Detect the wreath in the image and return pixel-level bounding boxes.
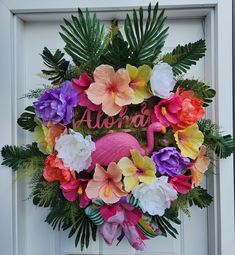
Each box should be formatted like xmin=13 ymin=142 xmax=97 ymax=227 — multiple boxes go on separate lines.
xmin=1 ymin=2 xmax=234 ymax=251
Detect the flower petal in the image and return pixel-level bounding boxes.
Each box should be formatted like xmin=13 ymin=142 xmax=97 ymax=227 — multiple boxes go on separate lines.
xmin=126 ymin=64 xmax=138 ymax=79
xmin=107 ymin=162 xmax=122 ymax=182
xmin=87 ymin=82 xmax=108 ymax=105
xmin=118 ymin=157 xmax=137 ymax=176
xmin=138 ymin=175 xmax=155 ymax=184
xmin=137 ymin=65 xmax=152 ymax=82
xmin=93 ymin=65 xmax=115 ymax=84
xmin=124 ymin=175 xmax=139 ymax=192
xmin=131 ymin=149 xmax=145 ymax=169
xmin=93 ymin=164 xmax=108 ymax=181
xmin=102 ymin=95 xmax=122 ymax=116
xmin=85 ymin=179 xmax=103 ymax=199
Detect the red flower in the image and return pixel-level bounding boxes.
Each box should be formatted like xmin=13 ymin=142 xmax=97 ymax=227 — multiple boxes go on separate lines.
xmin=60 ymin=179 xmax=90 ymax=208
xmin=169 ymin=175 xmax=192 ymax=194
xmin=43 ymin=152 xmax=75 ymax=183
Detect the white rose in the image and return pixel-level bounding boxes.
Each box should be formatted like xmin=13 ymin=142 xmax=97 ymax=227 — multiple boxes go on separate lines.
xmin=55 ymin=130 xmax=95 ymax=173
xmin=150 ymin=62 xmax=175 ymax=98
xmin=132 ymin=177 xmax=177 ymax=216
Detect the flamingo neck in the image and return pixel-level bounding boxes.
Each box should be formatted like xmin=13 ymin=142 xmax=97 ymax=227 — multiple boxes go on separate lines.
xmin=145 ymin=122 xmax=163 ymax=155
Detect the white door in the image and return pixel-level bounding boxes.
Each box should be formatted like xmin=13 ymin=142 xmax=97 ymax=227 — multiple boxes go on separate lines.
xmin=0 ymin=1 xmax=234 ymax=255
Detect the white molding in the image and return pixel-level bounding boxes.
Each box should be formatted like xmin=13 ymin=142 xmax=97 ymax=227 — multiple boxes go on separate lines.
xmin=0 ymin=2 xmax=14 ymax=255
xmin=0 ymin=0 xmax=219 ymax=13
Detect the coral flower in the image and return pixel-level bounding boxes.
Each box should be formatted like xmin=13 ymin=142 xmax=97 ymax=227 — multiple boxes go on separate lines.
xmin=174 ymin=124 xmax=204 ymax=160
xmin=34 ymin=118 xmax=67 ymax=154
xmin=189 ymin=145 xmax=210 ymax=187
xmin=60 ymin=179 xmax=90 ymax=208
xmin=87 ymin=65 xmax=134 ymax=116
xmin=126 ymin=64 xmax=152 ymax=104
xmin=174 ymin=90 xmax=205 ymax=130
xmin=169 ymin=175 xmax=192 ymax=194
xmin=154 ymin=93 xmax=182 ymax=127
xmin=43 ymin=152 xmax=76 ymax=183
xmin=85 ymin=162 xmax=127 ymax=204
xmin=118 ymin=149 xmax=156 ymax=192
xmin=72 ymin=73 xmax=101 ymax=111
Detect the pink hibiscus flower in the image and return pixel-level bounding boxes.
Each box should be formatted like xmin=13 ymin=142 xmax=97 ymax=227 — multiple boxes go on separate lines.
xmin=72 ymin=73 xmax=101 ymax=111
xmin=169 ymin=175 xmax=192 ymax=194
xmin=60 ymin=179 xmax=90 ymax=208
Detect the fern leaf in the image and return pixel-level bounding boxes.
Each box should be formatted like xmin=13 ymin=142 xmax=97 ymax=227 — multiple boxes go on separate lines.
xmin=60 ymin=9 xmax=105 ymax=71
xmin=17 ymin=106 xmax=36 ymax=132
xmin=41 ymin=47 xmax=69 ymax=85
xmin=198 ymin=119 xmax=235 ymax=158
xmin=162 ymin=39 xmax=206 ymax=75
xmin=124 ymin=3 xmax=169 ymax=66
xmin=175 ymin=79 xmax=216 ymax=107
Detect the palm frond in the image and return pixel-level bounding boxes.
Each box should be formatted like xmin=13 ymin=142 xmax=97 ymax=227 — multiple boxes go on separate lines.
xmin=162 ymin=39 xmax=206 ymax=75
xmin=17 ymin=106 xmax=36 ymax=132
xmin=60 ymin=9 xmax=105 ymax=72
xmin=124 ymin=3 xmax=169 ymax=66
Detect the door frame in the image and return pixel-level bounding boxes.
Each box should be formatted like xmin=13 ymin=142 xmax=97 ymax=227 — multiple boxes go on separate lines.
xmin=0 ymin=1 xmax=234 ymax=255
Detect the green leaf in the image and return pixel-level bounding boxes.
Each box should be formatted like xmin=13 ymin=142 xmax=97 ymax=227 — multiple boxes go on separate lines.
xmin=60 ymin=9 xmax=105 ymax=71
xmin=1 ymin=143 xmax=43 ymax=171
xmin=17 ymin=106 xmax=36 ymax=132
xmin=41 ymin=47 xmax=69 ymax=85
xmin=162 ymin=39 xmax=206 ymax=75
xmin=198 ymin=119 xmax=235 ymax=158
xmin=124 ymin=3 xmax=169 ymax=66
xmin=100 ymin=32 xmax=132 ymax=69
xmin=175 ymin=79 xmax=216 ymax=107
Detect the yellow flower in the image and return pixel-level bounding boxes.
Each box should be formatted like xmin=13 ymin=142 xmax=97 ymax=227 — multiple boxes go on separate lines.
xmin=34 ymin=118 xmax=67 ymax=154
xmin=174 ymin=124 xmax=204 ymax=159
xmin=118 ymin=149 xmax=156 ymax=192
xmin=126 ymin=64 xmax=152 ymax=104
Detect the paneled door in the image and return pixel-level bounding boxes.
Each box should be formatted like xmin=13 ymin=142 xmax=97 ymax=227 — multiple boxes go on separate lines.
xmin=1 ymin=1 xmax=234 ymax=255
xmin=14 ymin=11 xmax=209 ymax=255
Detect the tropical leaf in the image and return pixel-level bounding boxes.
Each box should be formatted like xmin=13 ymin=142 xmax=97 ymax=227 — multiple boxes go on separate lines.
xmin=124 ymin=3 xmax=169 ymax=66
xmin=162 ymin=39 xmax=206 ymax=75
xmin=17 ymin=106 xmax=36 ymax=132
xmin=60 ymin=9 xmax=105 ymax=72
xmin=175 ymin=79 xmax=216 ymax=107
xmin=198 ymin=119 xmax=235 ymax=158
xmin=41 ymin=47 xmax=69 ymax=85
xmin=1 ymin=143 xmax=43 ymax=171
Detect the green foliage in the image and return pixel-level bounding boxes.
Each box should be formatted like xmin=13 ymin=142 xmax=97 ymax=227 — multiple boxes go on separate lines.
xmin=124 ymin=3 xmax=168 ymax=66
xmin=20 ymin=85 xmax=52 ymax=99
xmin=152 ymin=208 xmax=180 ymax=238
xmin=100 ymin=32 xmax=132 ymax=69
xmin=41 ymin=47 xmax=69 ymax=85
xmin=162 ymin=39 xmax=206 ymax=75
xmin=198 ymin=119 xmax=235 ymax=158
xmin=17 ymin=106 xmax=36 ymax=132
xmin=60 ymin=9 xmax=105 ymax=72
xmin=172 ymin=186 xmax=213 ymax=217
xmin=175 ymin=79 xmax=216 ymax=107
xmin=1 ymin=143 xmax=44 ymax=171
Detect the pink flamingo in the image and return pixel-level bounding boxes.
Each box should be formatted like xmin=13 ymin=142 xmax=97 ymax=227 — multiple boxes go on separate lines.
xmin=86 ymin=122 xmax=163 ymax=172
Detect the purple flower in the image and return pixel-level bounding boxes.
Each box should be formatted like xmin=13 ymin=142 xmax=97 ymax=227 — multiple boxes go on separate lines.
xmin=151 ymin=147 xmax=190 ymax=177
xmin=34 ymin=81 xmax=78 ymax=125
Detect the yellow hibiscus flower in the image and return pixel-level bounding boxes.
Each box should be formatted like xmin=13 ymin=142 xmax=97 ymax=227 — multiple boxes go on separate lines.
xmin=118 ymin=149 xmax=156 ymax=192
xmin=174 ymin=124 xmax=204 ymax=160
xmin=126 ymin=64 xmax=152 ymax=104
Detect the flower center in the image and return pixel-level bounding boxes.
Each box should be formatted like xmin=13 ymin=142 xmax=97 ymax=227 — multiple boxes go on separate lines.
xmin=77 ymin=186 xmax=83 ymax=195
xmin=104 ymin=185 xmax=110 ymax=197
xmin=161 ymin=106 xmax=167 ymax=115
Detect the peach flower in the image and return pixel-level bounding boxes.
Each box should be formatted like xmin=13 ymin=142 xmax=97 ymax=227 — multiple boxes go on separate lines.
xmin=43 ymin=152 xmax=76 ymax=183
xmin=189 ymin=145 xmax=210 ymax=187
xmin=85 ymin=162 xmax=127 ymax=204
xmin=87 ymin=65 xmax=134 ymax=116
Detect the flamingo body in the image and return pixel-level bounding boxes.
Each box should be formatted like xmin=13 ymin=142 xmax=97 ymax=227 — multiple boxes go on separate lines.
xmin=87 ymin=132 xmax=145 ymax=172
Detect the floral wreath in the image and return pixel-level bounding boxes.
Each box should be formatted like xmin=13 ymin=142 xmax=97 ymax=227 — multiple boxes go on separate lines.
xmin=1 ymin=3 xmax=234 ymax=251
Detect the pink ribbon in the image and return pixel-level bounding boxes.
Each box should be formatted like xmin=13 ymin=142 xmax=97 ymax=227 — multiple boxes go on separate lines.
xmin=99 ymin=203 xmax=147 ymax=251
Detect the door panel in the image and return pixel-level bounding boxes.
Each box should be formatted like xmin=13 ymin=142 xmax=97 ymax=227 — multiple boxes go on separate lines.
xmin=18 ymin=17 xmax=207 ymax=255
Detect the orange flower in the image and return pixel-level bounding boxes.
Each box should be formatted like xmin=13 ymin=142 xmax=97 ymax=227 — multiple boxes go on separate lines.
xmin=174 ymin=90 xmax=204 ymax=130
xmin=189 ymin=145 xmax=210 ymax=187
xmin=87 ymin=65 xmax=134 ymax=116
xmin=43 ymin=152 xmax=76 ymax=183
xmin=85 ymin=162 xmax=127 ymax=204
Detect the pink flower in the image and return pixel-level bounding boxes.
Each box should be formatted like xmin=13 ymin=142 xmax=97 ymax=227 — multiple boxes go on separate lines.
xmin=154 ymin=93 xmax=182 ymax=127
xmin=85 ymin=162 xmax=127 ymax=204
xmin=60 ymin=179 xmax=90 ymax=208
xmin=169 ymin=175 xmax=192 ymax=194
xmin=72 ymin=73 xmax=101 ymax=111
xmin=87 ymin=65 xmax=134 ymax=116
